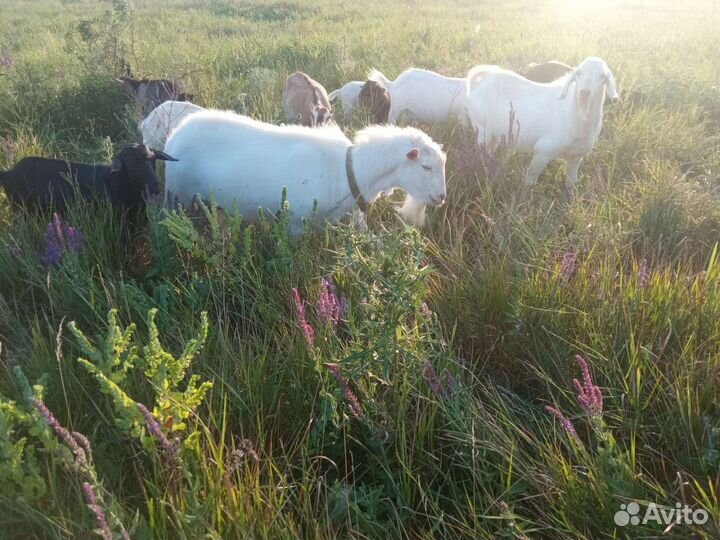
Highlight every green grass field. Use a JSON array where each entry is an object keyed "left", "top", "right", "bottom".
[{"left": 1, "top": 0, "right": 720, "bottom": 538}]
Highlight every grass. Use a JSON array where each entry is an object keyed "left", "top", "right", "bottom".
[{"left": 1, "top": 0, "right": 720, "bottom": 538}]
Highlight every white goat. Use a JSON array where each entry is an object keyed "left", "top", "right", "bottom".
[
  {"left": 140, "top": 100, "right": 206, "bottom": 150},
  {"left": 466, "top": 57, "right": 619, "bottom": 198},
  {"left": 327, "top": 81, "right": 364, "bottom": 118},
  {"left": 163, "top": 111, "right": 447, "bottom": 233},
  {"left": 369, "top": 68, "right": 469, "bottom": 126}
]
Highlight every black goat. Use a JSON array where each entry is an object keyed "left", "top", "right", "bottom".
[{"left": 0, "top": 144, "right": 177, "bottom": 211}]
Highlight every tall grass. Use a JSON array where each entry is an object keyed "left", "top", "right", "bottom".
[{"left": 1, "top": 0, "right": 719, "bottom": 538}]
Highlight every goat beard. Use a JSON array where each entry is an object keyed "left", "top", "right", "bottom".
[{"left": 398, "top": 196, "right": 427, "bottom": 227}]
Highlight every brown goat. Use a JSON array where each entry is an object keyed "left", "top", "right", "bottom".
[
  {"left": 282, "top": 72, "right": 333, "bottom": 127},
  {"left": 358, "top": 80, "right": 391, "bottom": 123},
  {"left": 116, "top": 76, "right": 193, "bottom": 113},
  {"left": 523, "top": 61, "right": 573, "bottom": 83}
]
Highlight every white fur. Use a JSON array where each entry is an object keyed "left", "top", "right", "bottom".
[
  {"left": 368, "top": 68, "right": 469, "bottom": 126},
  {"left": 163, "top": 111, "right": 447, "bottom": 232},
  {"left": 466, "top": 56, "right": 619, "bottom": 196},
  {"left": 140, "top": 101, "right": 206, "bottom": 150},
  {"left": 328, "top": 81, "right": 364, "bottom": 118}
]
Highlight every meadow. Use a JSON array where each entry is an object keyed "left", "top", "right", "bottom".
[{"left": 1, "top": 0, "right": 720, "bottom": 538}]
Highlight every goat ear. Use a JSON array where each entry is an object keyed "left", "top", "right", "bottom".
[
  {"left": 559, "top": 70, "right": 576, "bottom": 99},
  {"left": 605, "top": 69, "right": 620, "bottom": 101},
  {"left": 151, "top": 150, "right": 178, "bottom": 162},
  {"left": 406, "top": 148, "right": 420, "bottom": 160},
  {"left": 110, "top": 157, "right": 123, "bottom": 173}
]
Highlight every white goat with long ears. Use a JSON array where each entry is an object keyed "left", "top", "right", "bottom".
[
  {"left": 466, "top": 57, "right": 619, "bottom": 199},
  {"left": 368, "top": 68, "right": 469, "bottom": 126},
  {"left": 140, "top": 100, "right": 206, "bottom": 150},
  {"left": 163, "top": 111, "right": 447, "bottom": 233}
]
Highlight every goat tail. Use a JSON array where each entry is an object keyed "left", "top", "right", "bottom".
[
  {"left": 328, "top": 89, "right": 341, "bottom": 101},
  {"left": 466, "top": 64, "right": 498, "bottom": 95},
  {"left": 367, "top": 68, "right": 391, "bottom": 87}
]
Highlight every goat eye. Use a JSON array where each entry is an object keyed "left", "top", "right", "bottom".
[{"left": 422, "top": 165, "right": 432, "bottom": 171}]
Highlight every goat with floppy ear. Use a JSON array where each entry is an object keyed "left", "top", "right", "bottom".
[
  {"left": 559, "top": 59, "right": 620, "bottom": 103},
  {"left": 164, "top": 111, "right": 447, "bottom": 233},
  {"left": 466, "top": 56, "right": 618, "bottom": 200}
]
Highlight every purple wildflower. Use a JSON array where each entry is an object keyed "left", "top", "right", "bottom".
[
  {"left": 32, "top": 398, "right": 87, "bottom": 465},
  {"left": 82, "top": 482, "right": 112, "bottom": 540},
  {"left": 65, "top": 225, "right": 84, "bottom": 252},
  {"left": 545, "top": 405, "right": 579, "bottom": 441},
  {"left": 52, "top": 213, "right": 64, "bottom": 245},
  {"left": 423, "top": 361, "right": 445, "bottom": 399},
  {"left": 41, "top": 213, "right": 84, "bottom": 267},
  {"left": 424, "top": 362, "right": 457, "bottom": 400},
  {"left": 72, "top": 431, "right": 93, "bottom": 460},
  {"left": 137, "top": 402, "right": 176, "bottom": 455},
  {"left": 560, "top": 251, "right": 576, "bottom": 283},
  {"left": 638, "top": 258, "right": 649, "bottom": 288},
  {"left": 0, "top": 50, "right": 11, "bottom": 68},
  {"left": 42, "top": 222, "right": 64, "bottom": 267},
  {"left": 325, "top": 364, "right": 363, "bottom": 419},
  {"left": 572, "top": 355, "right": 603, "bottom": 418},
  {"left": 317, "top": 278, "right": 340, "bottom": 326},
  {"left": 339, "top": 295, "right": 349, "bottom": 319},
  {"left": 292, "top": 288, "right": 314, "bottom": 347},
  {"left": 419, "top": 302, "right": 433, "bottom": 318},
  {"left": 442, "top": 368, "right": 457, "bottom": 396}
]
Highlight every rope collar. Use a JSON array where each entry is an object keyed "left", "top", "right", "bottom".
[{"left": 346, "top": 146, "right": 369, "bottom": 213}]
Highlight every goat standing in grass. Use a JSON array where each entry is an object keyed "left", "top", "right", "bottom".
[
  {"left": 466, "top": 57, "right": 619, "bottom": 199},
  {"left": 368, "top": 68, "right": 469, "bottom": 126},
  {"left": 163, "top": 111, "right": 447, "bottom": 233}
]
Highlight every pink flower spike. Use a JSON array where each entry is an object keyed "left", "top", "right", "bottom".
[
  {"left": 291, "top": 288, "right": 314, "bottom": 347},
  {"left": 573, "top": 355, "right": 603, "bottom": 418},
  {"left": 545, "top": 405, "right": 579, "bottom": 441}
]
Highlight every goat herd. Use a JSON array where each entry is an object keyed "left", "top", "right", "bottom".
[{"left": 0, "top": 56, "right": 618, "bottom": 234}]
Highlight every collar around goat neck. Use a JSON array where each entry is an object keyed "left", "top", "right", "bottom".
[{"left": 346, "top": 146, "right": 369, "bottom": 213}]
